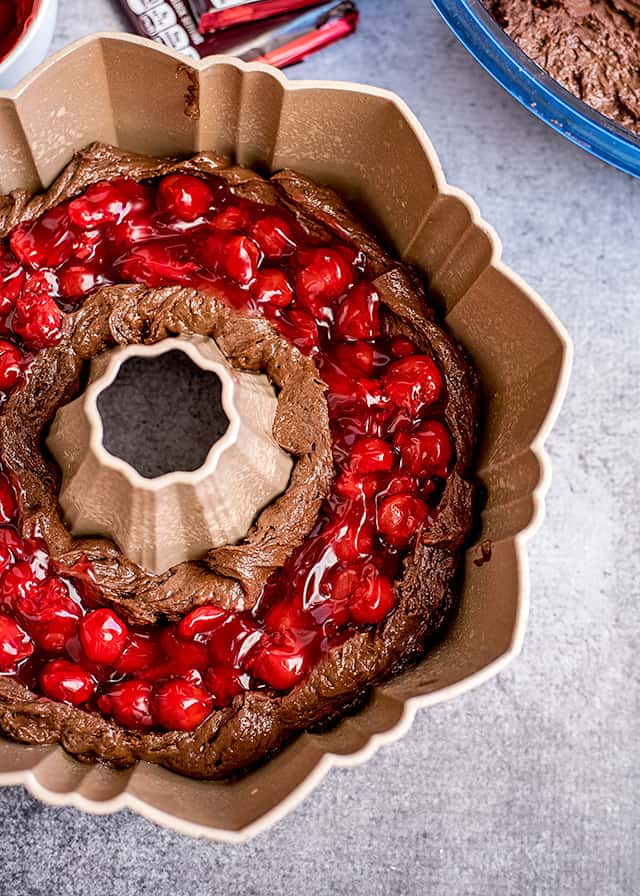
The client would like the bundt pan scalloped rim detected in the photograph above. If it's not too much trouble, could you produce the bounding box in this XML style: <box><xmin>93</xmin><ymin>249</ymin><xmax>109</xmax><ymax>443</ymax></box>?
<box><xmin>0</xmin><ymin>34</ymin><xmax>572</xmax><ymax>842</ymax></box>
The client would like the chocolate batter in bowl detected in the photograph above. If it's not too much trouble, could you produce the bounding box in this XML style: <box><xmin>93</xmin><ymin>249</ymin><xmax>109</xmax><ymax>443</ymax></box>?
<box><xmin>432</xmin><ymin>0</ymin><xmax>640</xmax><ymax>176</ymax></box>
<box><xmin>486</xmin><ymin>0</ymin><xmax>640</xmax><ymax>132</ymax></box>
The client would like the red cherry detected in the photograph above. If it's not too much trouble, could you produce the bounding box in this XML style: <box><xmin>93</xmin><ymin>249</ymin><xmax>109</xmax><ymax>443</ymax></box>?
<box><xmin>28</xmin><ymin>543</ymin><xmax>50</xmax><ymax>575</ymax></box>
<box><xmin>0</xmin><ymin>544</ymin><xmax>12</xmax><ymax>578</ymax></box>
<box><xmin>334</xmin><ymin>282</ymin><xmax>381</xmax><ymax>340</ymax></box>
<box><xmin>0</xmin><ymin>527</ymin><xmax>29</xmax><ymax>562</ymax></box>
<box><xmin>98</xmin><ymin>681</ymin><xmax>155</xmax><ymax>729</ymax></box>
<box><xmin>9</xmin><ymin>206</ymin><xmax>76</xmax><ymax>269</ymax></box>
<box><xmin>390</xmin><ymin>335</ymin><xmax>418</xmax><ymax>358</ymax></box>
<box><xmin>208</xmin><ymin>614</ymin><xmax>263</xmax><ymax>670</ymax></box>
<box><xmin>334</xmin><ymin>244</ymin><xmax>367</xmax><ymax>272</ymax></box>
<box><xmin>0</xmin><ymin>282</ymin><xmax>20</xmax><ymax>335</ymax></box>
<box><xmin>110</xmin><ymin>213</ymin><xmax>156</xmax><ymax>247</ymax></box>
<box><xmin>332</xmin><ymin>408</ymin><xmax>391</xmax><ymax>456</ymax></box>
<box><xmin>386</xmin><ymin>405</ymin><xmax>420</xmax><ymax>438</ymax></box>
<box><xmin>317</xmin><ymin>356</ymin><xmax>355</xmax><ymax>403</ymax></box>
<box><xmin>197</xmin><ymin>232</ymin><xmax>261</xmax><ymax>285</ymax></box>
<box><xmin>63</xmin><ymin>557</ymin><xmax>101</xmax><ymax>602</ymax></box>
<box><xmin>382</xmin><ymin>355</ymin><xmax>443</xmax><ymax>415</ymax></box>
<box><xmin>2</xmin><ymin>269</ymin><xmax>25</xmax><ymax>293</ymax></box>
<box><xmin>324</xmin><ymin>566</ymin><xmax>368</xmax><ymax>628</ymax></box>
<box><xmin>204</xmin><ymin>666</ymin><xmax>245</xmax><ymax>708</ymax></box>
<box><xmin>331</xmin><ymin>565</ymin><xmax>360</xmax><ymax>603</ymax></box>
<box><xmin>377</xmin><ymin>493</ymin><xmax>429</xmax><ymax>548</ymax></box>
<box><xmin>296</xmin><ymin>248</ymin><xmax>354</xmax><ymax>308</ymax></box>
<box><xmin>263</xmin><ymin>597</ymin><xmax>308</xmax><ymax>633</ymax></box>
<box><xmin>40</xmin><ymin>659</ymin><xmax>94</xmax><ymax>705</ymax></box>
<box><xmin>0</xmin><ymin>291</ymin><xmax>15</xmax><ymax>330</ymax></box>
<box><xmin>140</xmin><ymin>629</ymin><xmax>209</xmax><ymax>682</ymax></box>
<box><xmin>117</xmin><ymin>242</ymin><xmax>199</xmax><ymax>287</ymax></box>
<box><xmin>276</xmin><ymin>308</ymin><xmax>320</xmax><ymax>355</ymax></box>
<box><xmin>223</xmin><ymin>234</ymin><xmax>261</xmax><ymax>285</ymax></box>
<box><xmin>153</xmin><ymin>679</ymin><xmax>213</xmax><ymax>731</ymax></box>
<box><xmin>332</xmin><ymin>340</ymin><xmax>376</xmax><ymax>376</ymax></box>
<box><xmin>350</xmin><ymin>436</ymin><xmax>395</xmax><ymax>475</ymax></box>
<box><xmin>348</xmin><ymin>564</ymin><xmax>395</xmax><ymax>625</ymax></box>
<box><xmin>58</xmin><ymin>264</ymin><xmax>109</xmax><ymax>300</ymax></box>
<box><xmin>79</xmin><ymin>608</ymin><xmax>129</xmax><ymax>665</ymax></box>
<box><xmin>177</xmin><ymin>604</ymin><xmax>229</xmax><ymax>641</ymax></box>
<box><xmin>68</xmin><ymin>182</ymin><xmax>119</xmax><ymax>228</ymax></box>
<box><xmin>0</xmin><ymin>251</ymin><xmax>23</xmax><ymax>289</ymax></box>
<box><xmin>252</xmin><ymin>269</ymin><xmax>293</xmax><ymax>307</ymax></box>
<box><xmin>384</xmin><ymin>473</ymin><xmax>419</xmax><ymax>496</ymax></box>
<box><xmin>251</xmin><ymin>215</ymin><xmax>295</xmax><ymax>259</ymax></box>
<box><xmin>72</xmin><ymin>228</ymin><xmax>105</xmax><ymax>263</ymax></box>
<box><xmin>158</xmin><ymin>173</ymin><xmax>214</xmax><ymax>222</ymax></box>
<box><xmin>334</xmin><ymin>469</ymin><xmax>380</xmax><ymax>500</ymax></box>
<box><xmin>159</xmin><ymin>628</ymin><xmax>210</xmax><ymax>668</ymax></box>
<box><xmin>12</xmin><ymin>292</ymin><xmax>63</xmax><ymax>350</ymax></box>
<box><xmin>68</xmin><ymin>179</ymin><xmax>148</xmax><ymax>229</ymax></box>
<box><xmin>0</xmin><ymin>474</ymin><xmax>17</xmax><ymax>524</ymax></box>
<box><xmin>210</xmin><ymin>205</ymin><xmax>250</xmax><ymax>231</ymax></box>
<box><xmin>0</xmin><ymin>559</ymin><xmax>42</xmax><ymax>611</ymax></box>
<box><xmin>252</xmin><ymin>631</ymin><xmax>312</xmax><ymax>691</ymax></box>
<box><xmin>23</xmin><ymin>269</ymin><xmax>58</xmax><ymax>296</ymax></box>
<box><xmin>0</xmin><ymin>613</ymin><xmax>33</xmax><ymax>669</ymax></box>
<box><xmin>420</xmin><ymin>478</ymin><xmax>438</xmax><ymax>497</ymax></box>
<box><xmin>196</xmin><ymin>232</ymin><xmax>224</xmax><ymax>269</ymax></box>
<box><xmin>113</xmin><ymin>633</ymin><xmax>160</xmax><ymax>675</ymax></box>
<box><xmin>394</xmin><ymin>421</ymin><xmax>453</xmax><ymax>477</ymax></box>
<box><xmin>333</xmin><ymin>515</ymin><xmax>375</xmax><ymax>562</ymax></box>
<box><xmin>15</xmin><ymin>577</ymin><xmax>82</xmax><ymax>654</ymax></box>
<box><xmin>319</xmin><ymin>357</ymin><xmax>386</xmax><ymax>418</ymax></box>
<box><xmin>0</xmin><ymin>340</ymin><xmax>23</xmax><ymax>392</ymax></box>
<box><xmin>309</xmin><ymin>594</ymin><xmax>350</xmax><ymax>630</ymax></box>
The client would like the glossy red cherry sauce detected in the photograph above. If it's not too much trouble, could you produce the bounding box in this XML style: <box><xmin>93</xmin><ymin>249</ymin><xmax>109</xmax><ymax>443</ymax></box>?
<box><xmin>0</xmin><ymin>172</ymin><xmax>453</xmax><ymax>732</ymax></box>
<box><xmin>0</xmin><ymin>1</ymin><xmax>39</xmax><ymax>63</ymax></box>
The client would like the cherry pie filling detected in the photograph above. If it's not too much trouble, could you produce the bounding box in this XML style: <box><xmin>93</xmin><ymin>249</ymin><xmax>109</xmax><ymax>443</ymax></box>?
<box><xmin>0</xmin><ymin>172</ymin><xmax>454</xmax><ymax>733</ymax></box>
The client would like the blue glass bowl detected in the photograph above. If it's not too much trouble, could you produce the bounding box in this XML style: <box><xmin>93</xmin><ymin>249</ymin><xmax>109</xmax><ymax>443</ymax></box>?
<box><xmin>431</xmin><ymin>0</ymin><xmax>640</xmax><ymax>177</ymax></box>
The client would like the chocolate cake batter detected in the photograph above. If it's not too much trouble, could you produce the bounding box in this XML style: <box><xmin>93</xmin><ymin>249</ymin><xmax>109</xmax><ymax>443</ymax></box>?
<box><xmin>0</xmin><ymin>145</ymin><xmax>479</xmax><ymax>779</ymax></box>
<box><xmin>485</xmin><ymin>0</ymin><xmax>640</xmax><ymax>135</ymax></box>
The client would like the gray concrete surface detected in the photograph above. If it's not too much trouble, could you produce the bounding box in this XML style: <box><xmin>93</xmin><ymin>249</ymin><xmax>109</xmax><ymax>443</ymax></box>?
<box><xmin>0</xmin><ymin>2</ymin><xmax>638</xmax><ymax>894</ymax></box>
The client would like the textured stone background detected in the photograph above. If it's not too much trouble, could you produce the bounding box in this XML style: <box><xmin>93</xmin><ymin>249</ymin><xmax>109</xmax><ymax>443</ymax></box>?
<box><xmin>0</xmin><ymin>1</ymin><xmax>638</xmax><ymax>894</ymax></box>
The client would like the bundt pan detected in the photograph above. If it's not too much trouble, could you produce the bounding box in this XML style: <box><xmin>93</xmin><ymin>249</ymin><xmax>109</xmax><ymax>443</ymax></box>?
<box><xmin>0</xmin><ymin>35</ymin><xmax>572</xmax><ymax>841</ymax></box>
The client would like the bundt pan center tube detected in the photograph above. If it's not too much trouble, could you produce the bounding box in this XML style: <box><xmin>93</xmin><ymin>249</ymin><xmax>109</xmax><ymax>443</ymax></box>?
<box><xmin>46</xmin><ymin>335</ymin><xmax>294</xmax><ymax>576</ymax></box>
<box><xmin>0</xmin><ymin>35</ymin><xmax>571</xmax><ymax>841</ymax></box>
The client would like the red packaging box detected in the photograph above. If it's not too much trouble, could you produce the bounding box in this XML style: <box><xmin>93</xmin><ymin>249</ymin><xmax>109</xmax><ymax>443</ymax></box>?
<box><xmin>189</xmin><ymin>0</ymin><xmax>324</xmax><ymax>33</ymax></box>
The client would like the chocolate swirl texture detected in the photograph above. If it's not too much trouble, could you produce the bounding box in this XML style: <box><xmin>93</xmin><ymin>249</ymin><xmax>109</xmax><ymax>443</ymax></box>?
<box><xmin>484</xmin><ymin>0</ymin><xmax>640</xmax><ymax>135</ymax></box>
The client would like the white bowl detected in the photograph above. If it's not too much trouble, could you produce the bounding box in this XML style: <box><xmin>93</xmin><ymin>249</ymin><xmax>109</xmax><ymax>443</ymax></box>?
<box><xmin>0</xmin><ymin>0</ymin><xmax>58</xmax><ymax>89</ymax></box>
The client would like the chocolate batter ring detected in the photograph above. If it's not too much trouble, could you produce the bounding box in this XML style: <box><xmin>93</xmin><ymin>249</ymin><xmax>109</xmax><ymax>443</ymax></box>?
<box><xmin>0</xmin><ymin>145</ymin><xmax>480</xmax><ymax>778</ymax></box>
